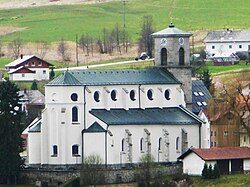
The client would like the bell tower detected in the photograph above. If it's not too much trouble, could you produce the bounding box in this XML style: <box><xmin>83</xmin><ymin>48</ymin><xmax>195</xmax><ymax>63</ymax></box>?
<box><xmin>152</xmin><ymin>23</ymin><xmax>193</xmax><ymax>108</ymax></box>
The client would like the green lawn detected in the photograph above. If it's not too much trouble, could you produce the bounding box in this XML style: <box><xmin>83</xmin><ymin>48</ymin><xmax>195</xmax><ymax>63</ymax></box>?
<box><xmin>0</xmin><ymin>0</ymin><xmax>249</xmax><ymax>42</ymax></box>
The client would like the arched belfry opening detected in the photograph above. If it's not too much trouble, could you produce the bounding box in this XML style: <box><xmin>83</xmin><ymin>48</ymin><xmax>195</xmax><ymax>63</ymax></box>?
<box><xmin>179</xmin><ymin>47</ymin><xmax>185</xmax><ymax>65</ymax></box>
<box><xmin>161</xmin><ymin>48</ymin><xmax>167</xmax><ymax>65</ymax></box>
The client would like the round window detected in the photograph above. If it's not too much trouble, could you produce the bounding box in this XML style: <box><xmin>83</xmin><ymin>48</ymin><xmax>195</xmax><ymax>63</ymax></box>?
<box><xmin>147</xmin><ymin>89</ymin><xmax>153</xmax><ymax>100</ymax></box>
<box><xmin>130</xmin><ymin>90</ymin><xmax>136</xmax><ymax>101</ymax></box>
<box><xmin>111</xmin><ymin>90</ymin><xmax>117</xmax><ymax>101</ymax></box>
<box><xmin>71</xmin><ymin>93</ymin><xmax>78</xmax><ymax>101</ymax></box>
<box><xmin>94</xmin><ymin>91</ymin><xmax>100</xmax><ymax>102</ymax></box>
<box><xmin>164</xmin><ymin>89</ymin><xmax>171</xmax><ymax>100</ymax></box>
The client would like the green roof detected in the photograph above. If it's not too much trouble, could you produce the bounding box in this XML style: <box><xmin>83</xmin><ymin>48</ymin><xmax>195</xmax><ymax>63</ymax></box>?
<box><xmin>90</xmin><ymin>107</ymin><xmax>202</xmax><ymax>125</ymax></box>
<box><xmin>47</xmin><ymin>67</ymin><xmax>180</xmax><ymax>86</ymax></box>
<box><xmin>83</xmin><ymin>122</ymin><xmax>106</xmax><ymax>133</ymax></box>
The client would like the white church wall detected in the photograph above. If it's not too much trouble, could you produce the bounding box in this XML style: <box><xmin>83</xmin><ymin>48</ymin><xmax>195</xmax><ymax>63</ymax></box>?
<box><xmin>28</xmin><ymin>132</ymin><xmax>41</xmax><ymax>164</ymax></box>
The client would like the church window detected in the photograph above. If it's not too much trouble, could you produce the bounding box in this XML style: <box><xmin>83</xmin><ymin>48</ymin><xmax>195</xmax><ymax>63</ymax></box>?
<box><xmin>72</xmin><ymin>144</ymin><xmax>79</xmax><ymax>156</ymax></box>
<box><xmin>71</xmin><ymin>93</ymin><xmax>78</xmax><ymax>101</ymax></box>
<box><xmin>161</xmin><ymin>48</ymin><xmax>167</xmax><ymax>65</ymax></box>
<box><xmin>72</xmin><ymin>106</ymin><xmax>78</xmax><ymax>122</ymax></box>
<box><xmin>229</xmin><ymin>45</ymin><xmax>232</xmax><ymax>49</ymax></box>
<box><xmin>179</xmin><ymin>47</ymin><xmax>184</xmax><ymax>65</ymax></box>
<box><xmin>176</xmin><ymin>137</ymin><xmax>180</xmax><ymax>152</ymax></box>
<box><xmin>94</xmin><ymin>91</ymin><xmax>100</xmax><ymax>102</ymax></box>
<box><xmin>111</xmin><ymin>90</ymin><xmax>117</xmax><ymax>101</ymax></box>
<box><xmin>181</xmin><ymin>129</ymin><xmax>188</xmax><ymax>153</ymax></box>
<box><xmin>52</xmin><ymin>145</ymin><xmax>58</xmax><ymax>156</ymax></box>
<box><xmin>140</xmin><ymin>138</ymin><xmax>145</xmax><ymax>152</ymax></box>
<box><xmin>121</xmin><ymin>138</ymin><xmax>125</xmax><ymax>152</ymax></box>
<box><xmin>212</xmin><ymin>46</ymin><xmax>215</xmax><ymax>49</ymax></box>
<box><xmin>129</xmin><ymin>90</ymin><xmax>136</xmax><ymax>101</ymax></box>
<box><xmin>147</xmin><ymin>89</ymin><xmax>154</xmax><ymax>100</ymax></box>
<box><xmin>239</xmin><ymin>45</ymin><xmax>242</xmax><ymax>49</ymax></box>
<box><xmin>164</xmin><ymin>89</ymin><xmax>171</xmax><ymax>100</ymax></box>
<box><xmin>158</xmin><ymin>138</ymin><xmax>162</xmax><ymax>151</ymax></box>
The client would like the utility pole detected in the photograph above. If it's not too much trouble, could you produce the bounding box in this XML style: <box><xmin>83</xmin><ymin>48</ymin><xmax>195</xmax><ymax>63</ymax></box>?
<box><xmin>76</xmin><ymin>34</ymin><xmax>79</xmax><ymax>67</ymax></box>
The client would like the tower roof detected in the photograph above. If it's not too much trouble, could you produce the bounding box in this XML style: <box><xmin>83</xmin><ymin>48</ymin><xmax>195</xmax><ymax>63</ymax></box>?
<box><xmin>152</xmin><ymin>23</ymin><xmax>192</xmax><ymax>38</ymax></box>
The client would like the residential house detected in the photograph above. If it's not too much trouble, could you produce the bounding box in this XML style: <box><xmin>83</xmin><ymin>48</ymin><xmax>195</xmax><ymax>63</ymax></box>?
<box><xmin>5</xmin><ymin>55</ymin><xmax>53</xmax><ymax>81</ymax></box>
<box><xmin>27</xmin><ymin>23</ymin><xmax>210</xmax><ymax>168</ymax></box>
<box><xmin>178</xmin><ymin>147</ymin><xmax>250</xmax><ymax>175</ymax></box>
<box><xmin>204</xmin><ymin>29</ymin><xmax>250</xmax><ymax>64</ymax></box>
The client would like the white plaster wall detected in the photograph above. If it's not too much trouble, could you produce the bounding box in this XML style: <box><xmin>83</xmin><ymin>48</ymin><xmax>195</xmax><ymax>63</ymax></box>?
<box><xmin>28</xmin><ymin>132</ymin><xmax>41</xmax><ymax>164</ymax></box>
<box><xmin>30</xmin><ymin>68</ymin><xmax>50</xmax><ymax>80</ymax></box>
<box><xmin>205</xmin><ymin>41</ymin><xmax>250</xmax><ymax>57</ymax></box>
<box><xmin>244</xmin><ymin>159</ymin><xmax>250</xmax><ymax>171</ymax></box>
<box><xmin>182</xmin><ymin>153</ymin><xmax>205</xmax><ymax>175</ymax></box>
<box><xmin>11</xmin><ymin>73</ymin><xmax>35</xmax><ymax>81</ymax></box>
<box><xmin>199</xmin><ymin>111</ymin><xmax>210</xmax><ymax>148</ymax></box>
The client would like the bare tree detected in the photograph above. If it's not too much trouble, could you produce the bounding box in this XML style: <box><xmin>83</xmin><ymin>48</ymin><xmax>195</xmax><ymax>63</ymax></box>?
<box><xmin>138</xmin><ymin>15</ymin><xmax>155</xmax><ymax>58</ymax></box>
<box><xmin>35</xmin><ymin>40</ymin><xmax>49</xmax><ymax>59</ymax></box>
<box><xmin>8</xmin><ymin>37</ymin><xmax>24</xmax><ymax>59</ymax></box>
<box><xmin>79</xmin><ymin>34</ymin><xmax>94</xmax><ymax>56</ymax></box>
<box><xmin>57</xmin><ymin>38</ymin><xmax>69</xmax><ymax>61</ymax></box>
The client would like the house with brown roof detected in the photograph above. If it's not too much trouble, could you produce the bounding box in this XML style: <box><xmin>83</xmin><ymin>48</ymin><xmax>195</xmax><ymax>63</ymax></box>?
<box><xmin>5</xmin><ymin>55</ymin><xmax>53</xmax><ymax>81</ymax></box>
<box><xmin>178</xmin><ymin>147</ymin><xmax>250</xmax><ymax>175</ymax></box>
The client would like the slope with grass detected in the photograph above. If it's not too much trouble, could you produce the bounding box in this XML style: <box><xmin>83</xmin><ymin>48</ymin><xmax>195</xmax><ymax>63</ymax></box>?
<box><xmin>0</xmin><ymin>0</ymin><xmax>249</xmax><ymax>42</ymax></box>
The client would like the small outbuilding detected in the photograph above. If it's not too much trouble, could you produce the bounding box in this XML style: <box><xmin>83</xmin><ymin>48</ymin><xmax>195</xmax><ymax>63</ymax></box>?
<box><xmin>178</xmin><ymin>147</ymin><xmax>250</xmax><ymax>175</ymax></box>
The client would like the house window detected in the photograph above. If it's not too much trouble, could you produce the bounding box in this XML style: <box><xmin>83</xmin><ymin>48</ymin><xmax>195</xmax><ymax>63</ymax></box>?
<box><xmin>72</xmin><ymin>106</ymin><xmax>78</xmax><ymax>123</ymax></box>
<box><xmin>72</xmin><ymin>145</ymin><xmax>79</xmax><ymax>156</ymax></box>
<box><xmin>179</xmin><ymin>47</ymin><xmax>184</xmax><ymax>65</ymax></box>
<box><xmin>31</xmin><ymin>62</ymin><xmax>35</xmax><ymax>66</ymax></box>
<box><xmin>71</xmin><ymin>93</ymin><xmax>78</xmax><ymax>102</ymax></box>
<box><xmin>129</xmin><ymin>90</ymin><xmax>136</xmax><ymax>101</ymax></box>
<box><xmin>211</xmin><ymin>142</ymin><xmax>213</xmax><ymax>147</ymax></box>
<box><xmin>43</xmin><ymin>70</ymin><xmax>46</xmax><ymax>74</ymax></box>
<box><xmin>121</xmin><ymin>138</ymin><xmax>125</xmax><ymax>152</ymax></box>
<box><xmin>25</xmin><ymin>62</ymin><xmax>28</xmax><ymax>66</ymax></box>
<box><xmin>52</xmin><ymin>145</ymin><xmax>58</xmax><ymax>156</ymax></box>
<box><xmin>111</xmin><ymin>90</ymin><xmax>117</xmax><ymax>101</ymax></box>
<box><xmin>147</xmin><ymin>89</ymin><xmax>154</xmax><ymax>100</ymax></box>
<box><xmin>94</xmin><ymin>91</ymin><xmax>100</xmax><ymax>102</ymax></box>
<box><xmin>211</xmin><ymin>131</ymin><xmax>213</xmax><ymax>136</ymax></box>
<box><xmin>229</xmin><ymin>45</ymin><xmax>232</xmax><ymax>49</ymax></box>
<box><xmin>239</xmin><ymin>45</ymin><xmax>242</xmax><ymax>49</ymax></box>
<box><xmin>224</xmin><ymin>131</ymin><xmax>228</xmax><ymax>136</ymax></box>
<box><xmin>164</xmin><ymin>89</ymin><xmax>170</xmax><ymax>100</ymax></box>
<box><xmin>212</xmin><ymin>46</ymin><xmax>215</xmax><ymax>49</ymax></box>
<box><xmin>244</xmin><ymin>136</ymin><xmax>246</xmax><ymax>142</ymax></box>
<box><xmin>214</xmin><ymin>142</ymin><xmax>216</xmax><ymax>147</ymax></box>
<box><xmin>214</xmin><ymin>131</ymin><xmax>216</xmax><ymax>136</ymax></box>
<box><xmin>38</xmin><ymin>62</ymin><xmax>42</xmax><ymax>66</ymax></box>
<box><xmin>22</xmin><ymin>74</ymin><xmax>25</xmax><ymax>77</ymax></box>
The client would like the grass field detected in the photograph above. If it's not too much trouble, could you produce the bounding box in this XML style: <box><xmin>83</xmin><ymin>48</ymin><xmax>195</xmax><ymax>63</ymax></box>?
<box><xmin>0</xmin><ymin>0</ymin><xmax>249</xmax><ymax>42</ymax></box>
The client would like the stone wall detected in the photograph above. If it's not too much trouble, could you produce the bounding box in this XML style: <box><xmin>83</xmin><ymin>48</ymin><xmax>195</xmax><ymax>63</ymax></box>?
<box><xmin>21</xmin><ymin>162</ymin><xmax>182</xmax><ymax>186</ymax></box>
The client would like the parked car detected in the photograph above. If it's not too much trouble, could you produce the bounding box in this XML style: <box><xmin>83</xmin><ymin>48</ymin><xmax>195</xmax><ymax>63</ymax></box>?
<box><xmin>135</xmin><ymin>52</ymin><xmax>150</xmax><ymax>61</ymax></box>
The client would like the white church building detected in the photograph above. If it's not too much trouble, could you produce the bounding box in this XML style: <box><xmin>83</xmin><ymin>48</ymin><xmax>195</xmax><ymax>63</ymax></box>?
<box><xmin>27</xmin><ymin>23</ymin><xmax>210</xmax><ymax>167</ymax></box>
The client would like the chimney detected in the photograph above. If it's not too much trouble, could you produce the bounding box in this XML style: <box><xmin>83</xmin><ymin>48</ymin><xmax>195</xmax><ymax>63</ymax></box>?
<box><xmin>20</xmin><ymin>54</ymin><xmax>23</xmax><ymax>59</ymax></box>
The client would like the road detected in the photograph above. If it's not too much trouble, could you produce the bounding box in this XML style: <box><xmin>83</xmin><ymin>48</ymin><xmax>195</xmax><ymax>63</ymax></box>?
<box><xmin>54</xmin><ymin>59</ymin><xmax>154</xmax><ymax>72</ymax></box>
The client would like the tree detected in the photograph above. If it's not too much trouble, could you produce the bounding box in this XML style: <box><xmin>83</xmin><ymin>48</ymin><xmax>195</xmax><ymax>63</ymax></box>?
<box><xmin>31</xmin><ymin>80</ymin><xmax>38</xmax><ymax>90</ymax></box>
<box><xmin>138</xmin><ymin>15</ymin><xmax>155</xmax><ymax>58</ymax></box>
<box><xmin>81</xmin><ymin>154</ymin><xmax>105</xmax><ymax>187</ymax></box>
<box><xmin>35</xmin><ymin>40</ymin><xmax>49</xmax><ymax>59</ymax></box>
<box><xmin>8</xmin><ymin>38</ymin><xmax>24</xmax><ymax>59</ymax></box>
<box><xmin>202</xmin><ymin>163</ymin><xmax>209</xmax><ymax>179</ymax></box>
<box><xmin>0</xmin><ymin>80</ymin><xmax>24</xmax><ymax>184</ymax></box>
<box><xmin>57</xmin><ymin>38</ymin><xmax>69</xmax><ymax>61</ymax></box>
<box><xmin>49</xmin><ymin>67</ymin><xmax>55</xmax><ymax>80</ymax></box>
<box><xmin>198</xmin><ymin>69</ymin><xmax>213</xmax><ymax>91</ymax></box>
<box><xmin>213</xmin><ymin>164</ymin><xmax>220</xmax><ymax>178</ymax></box>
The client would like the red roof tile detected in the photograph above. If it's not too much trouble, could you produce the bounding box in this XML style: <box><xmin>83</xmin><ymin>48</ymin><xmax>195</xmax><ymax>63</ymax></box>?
<box><xmin>192</xmin><ymin>147</ymin><xmax>250</xmax><ymax>160</ymax></box>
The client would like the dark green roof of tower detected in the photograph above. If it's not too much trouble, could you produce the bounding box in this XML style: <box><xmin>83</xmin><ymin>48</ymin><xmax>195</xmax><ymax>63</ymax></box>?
<box><xmin>83</xmin><ymin>122</ymin><xmax>106</xmax><ymax>133</ymax></box>
<box><xmin>152</xmin><ymin>23</ymin><xmax>192</xmax><ymax>38</ymax></box>
<box><xmin>47</xmin><ymin>68</ymin><xmax>181</xmax><ymax>86</ymax></box>
<box><xmin>90</xmin><ymin>106</ymin><xmax>202</xmax><ymax>125</ymax></box>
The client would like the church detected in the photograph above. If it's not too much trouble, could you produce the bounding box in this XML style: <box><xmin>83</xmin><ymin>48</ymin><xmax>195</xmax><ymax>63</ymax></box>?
<box><xmin>27</xmin><ymin>23</ymin><xmax>210</xmax><ymax>167</ymax></box>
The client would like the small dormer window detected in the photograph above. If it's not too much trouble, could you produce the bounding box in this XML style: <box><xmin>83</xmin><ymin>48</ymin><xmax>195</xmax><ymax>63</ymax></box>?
<box><xmin>164</xmin><ymin>89</ymin><xmax>171</xmax><ymax>100</ymax></box>
<box><xmin>31</xmin><ymin>62</ymin><xmax>35</xmax><ymax>66</ymax></box>
<box><xmin>38</xmin><ymin>62</ymin><xmax>42</xmax><ymax>66</ymax></box>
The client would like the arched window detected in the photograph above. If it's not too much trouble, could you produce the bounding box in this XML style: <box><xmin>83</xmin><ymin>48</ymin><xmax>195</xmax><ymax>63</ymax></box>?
<box><xmin>147</xmin><ymin>89</ymin><xmax>154</xmax><ymax>101</ymax></box>
<box><xmin>130</xmin><ymin>90</ymin><xmax>136</xmax><ymax>101</ymax></box>
<box><xmin>72</xmin><ymin>144</ymin><xmax>79</xmax><ymax>156</ymax></box>
<box><xmin>111</xmin><ymin>90</ymin><xmax>117</xmax><ymax>101</ymax></box>
<box><xmin>94</xmin><ymin>91</ymin><xmax>100</xmax><ymax>102</ymax></box>
<box><xmin>161</xmin><ymin>48</ymin><xmax>167</xmax><ymax>65</ymax></box>
<box><xmin>52</xmin><ymin>145</ymin><xmax>58</xmax><ymax>156</ymax></box>
<box><xmin>71</xmin><ymin>93</ymin><xmax>78</xmax><ymax>101</ymax></box>
<box><xmin>121</xmin><ymin>138</ymin><xmax>125</xmax><ymax>152</ymax></box>
<box><xmin>72</xmin><ymin>106</ymin><xmax>78</xmax><ymax>122</ymax></box>
<box><xmin>176</xmin><ymin>137</ymin><xmax>180</xmax><ymax>152</ymax></box>
<box><xmin>140</xmin><ymin>138</ymin><xmax>144</xmax><ymax>152</ymax></box>
<box><xmin>158</xmin><ymin>138</ymin><xmax>162</xmax><ymax>151</ymax></box>
<box><xmin>164</xmin><ymin>89</ymin><xmax>171</xmax><ymax>100</ymax></box>
<box><xmin>179</xmin><ymin>47</ymin><xmax>184</xmax><ymax>65</ymax></box>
